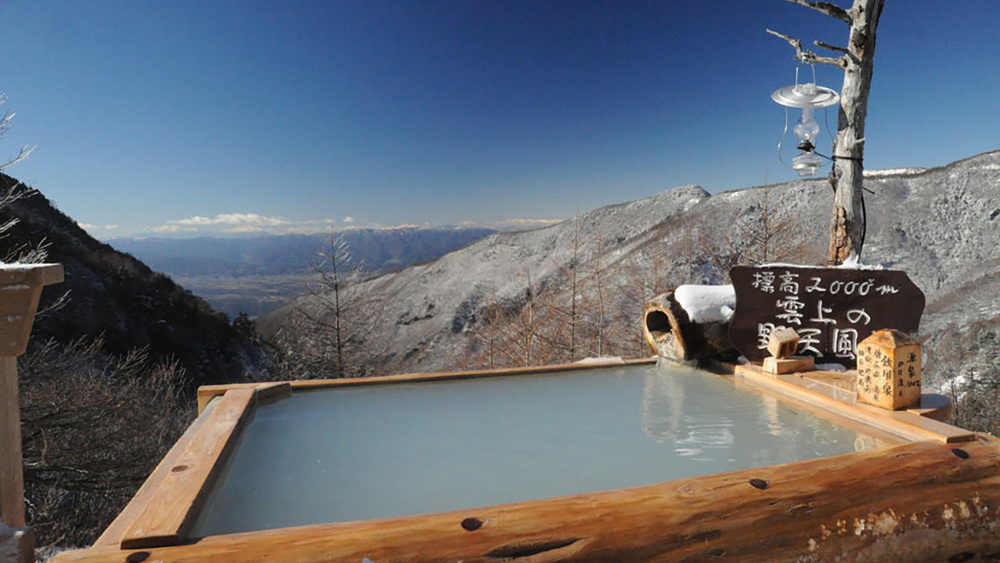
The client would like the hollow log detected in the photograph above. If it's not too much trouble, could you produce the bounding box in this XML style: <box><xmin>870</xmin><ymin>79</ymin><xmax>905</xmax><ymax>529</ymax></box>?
<box><xmin>642</xmin><ymin>290</ymin><xmax>732</xmax><ymax>361</ymax></box>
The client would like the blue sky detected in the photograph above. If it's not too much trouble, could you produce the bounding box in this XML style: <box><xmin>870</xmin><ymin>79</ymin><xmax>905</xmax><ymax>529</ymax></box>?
<box><xmin>1</xmin><ymin>1</ymin><xmax>997</xmax><ymax>238</ymax></box>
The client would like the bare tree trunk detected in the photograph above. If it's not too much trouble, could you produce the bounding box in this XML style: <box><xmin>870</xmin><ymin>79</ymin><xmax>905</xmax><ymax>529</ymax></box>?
<box><xmin>330</xmin><ymin>244</ymin><xmax>345</xmax><ymax>375</ymax></box>
<box><xmin>828</xmin><ymin>0</ymin><xmax>884</xmax><ymax>264</ymax></box>
<box><xmin>770</xmin><ymin>0</ymin><xmax>885</xmax><ymax>265</ymax></box>
<box><xmin>569</xmin><ymin>216</ymin><xmax>578</xmax><ymax>361</ymax></box>
<box><xmin>592</xmin><ymin>261</ymin><xmax>606</xmax><ymax>357</ymax></box>
<box><xmin>279</xmin><ymin>234</ymin><xmax>381</xmax><ymax>379</ymax></box>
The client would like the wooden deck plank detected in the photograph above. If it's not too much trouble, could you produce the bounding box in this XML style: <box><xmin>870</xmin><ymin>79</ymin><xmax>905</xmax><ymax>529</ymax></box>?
<box><xmin>288</xmin><ymin>357</ymin><xmax>646</xmax><ymax>389</ymax></box>
<box><xmin>868</xmin><ymin>408</ymin><xmax>976</xmax><ymax>443</ymax></box>
<box><xmin>909</xmin><ymin>393</ymin><xmax>954</xmax><ymax>422</ymax></box>
<box><xmin>197</xmin><ymin>358</ymin><xmax>654</xmax><ymax>404</ymax></box>
<box><xmin>94</xmin><ymin>397</ymin><xmax>221</xmax><ymax>546</ymax></box>
<box><xmin>120</xmin><ymin>388</ymin><xmax>256</xmax><ymax>549</ymax></box>
<box><xmin>197</xmin><ymin>382</ymin><xmax>291</xmax><ymax>414</ymax></box>
<box><xmin>735</xmin><ymin>365</ymin><xmax>972</xmax><ymax>443</ymax></box>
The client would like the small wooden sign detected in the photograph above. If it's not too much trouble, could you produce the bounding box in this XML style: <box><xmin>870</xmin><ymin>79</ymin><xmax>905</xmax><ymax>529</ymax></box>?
<box><xmin>767</xmin><ymin>327</ymin><xmax>800</xmax><ymax>359</ymax></box>
<box><xmin>728</xmin><ymin>266</ymin><xmax>924</xmax><ymax>367</ymax></box>
<box><xmin>856</xmin><ymin>330</ymin><xmax>922</xmax><ymax>410</ymax></box>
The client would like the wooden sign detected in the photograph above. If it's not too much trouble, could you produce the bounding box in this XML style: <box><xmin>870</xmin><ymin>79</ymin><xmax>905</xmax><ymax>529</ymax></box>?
<box><xmin>728</xmin><ymin>266</ymin><xmax>924</xmax><ymax>367</ymax></box>
<box><xmin>856</xmin><ymin>330</ymin><xmax>922</xmax><ymax>410</ymax></box>
<box><xmin>767</xmin><ymin>327</ymin><xmax>800</xmax><ymax>359</ymax></box>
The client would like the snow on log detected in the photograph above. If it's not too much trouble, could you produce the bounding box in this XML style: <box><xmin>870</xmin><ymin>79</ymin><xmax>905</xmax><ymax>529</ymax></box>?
<box><xmin>642</xmin><ymin>286</ymin><xmax>735</xmax><ymax>362</ymax></box>
<box><xmin>673</xmin><ymin>284</ymin><xmax>735</xmax><ymax>323</ymax></box>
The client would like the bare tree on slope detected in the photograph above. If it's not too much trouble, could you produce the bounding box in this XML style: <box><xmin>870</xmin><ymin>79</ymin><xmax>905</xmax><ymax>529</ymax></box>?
<box><xmin>276</xmin><ymin>235</ymin><xmax>382</xmax><ymax>378</ymax></box>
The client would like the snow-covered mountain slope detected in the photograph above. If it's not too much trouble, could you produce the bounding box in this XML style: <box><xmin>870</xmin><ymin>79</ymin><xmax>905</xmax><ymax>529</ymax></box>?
<box><xmin>351</xmin><ymin>184</ymin><xmax>710</xmax><ymax>371</ymax></box>
<box><xmin>270</xmin><ymin>149</ymin><xmax>1000</xmax><ymax>387</ymax></box>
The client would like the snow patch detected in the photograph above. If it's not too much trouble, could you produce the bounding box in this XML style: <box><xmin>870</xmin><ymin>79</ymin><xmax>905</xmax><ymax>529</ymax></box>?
<box><xmin>674</xmin><ymin>284</ymin><xmax>736</xmax><ymax>323</ymax></box>
<box><xmin>575</xmin><ymin>356</ymin><xmax>625</xmax><ymax>365</ymax></box>
<box><xmin>759</xmin><ymin>261</ymin><xmax>885</xmax><ymax>270</ymax></box>
<box><xmin>863</xmin><ymin>167</ymin><xmax>927</xmax><ymax>177</ymax></box>
<box><xmin>840</xmin><ymin>254</ymin><xmax>860</xmax><ymax>268</ymax></box>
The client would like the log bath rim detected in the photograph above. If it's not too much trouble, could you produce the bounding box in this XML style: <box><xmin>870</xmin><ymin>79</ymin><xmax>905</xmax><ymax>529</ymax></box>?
<box><xmin>50</xmin><ymin>358</ymin><xmax>1000</xmax><ymax>563</ymax></box>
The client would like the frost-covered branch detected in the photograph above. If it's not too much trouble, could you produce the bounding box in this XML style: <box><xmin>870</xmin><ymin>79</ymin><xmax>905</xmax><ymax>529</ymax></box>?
<box><xmin>0</xmin><ymin>144</ymin><xmax>36</xmax><ymax>170</ymax></box>
<box><xmin>784</xmin><ymin>0</ymin><xmax>851</xmax><ymax>23</ymax></box>
<box><xmin>0</xmin><ymin>95</ymin><xmax>36</xmax><ymax>170</ymax></box>
<box><xmin>766</xmin><ymin>29</ymin><xmax>848</xmax><ymax>68</ymax></box>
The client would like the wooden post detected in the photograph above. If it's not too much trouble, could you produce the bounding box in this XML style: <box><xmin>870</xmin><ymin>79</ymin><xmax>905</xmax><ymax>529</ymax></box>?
<box><xmin>0</xmin><ymin>264</ymin><xmax>63</xmax><ymax>531</ymax></box>
<box><xmin>856</xmin><ymin>329</ymin><xmax>922</xmax><ymax>410</ymax></box>
<box><xmin>827</xmin><ymin>0</ymin><xmax>885</xmax><ymax>265</ymax></box>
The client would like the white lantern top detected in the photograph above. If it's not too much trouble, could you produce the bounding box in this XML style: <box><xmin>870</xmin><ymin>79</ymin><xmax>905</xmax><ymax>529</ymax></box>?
<box><xmin>771</xmin><ymin>82</ymin><xmax>839</xmax><ymax>109</ymax></box>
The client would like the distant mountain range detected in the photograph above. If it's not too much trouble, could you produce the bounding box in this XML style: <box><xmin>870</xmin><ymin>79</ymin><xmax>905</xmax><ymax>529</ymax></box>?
<box><xmin>110</xmin><ymin>227</ymin><xmax>495</xmax><ymax>316</ymax></box>
<box><xmin>110</xmin><ymin>228</ymin><xmax>496</xmax><ymax>277</ymax></box>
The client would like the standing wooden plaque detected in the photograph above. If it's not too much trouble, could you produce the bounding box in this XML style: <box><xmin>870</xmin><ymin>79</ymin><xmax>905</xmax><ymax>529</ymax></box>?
<box><xmin>728</xmin><ymin>266</ymin><xmax>924</xmax><ymax>367</ymax></box>
<box><xmin>856</xmin><ymin>329</ymin><xmax>922</xmax><ymax>410</ymax></box>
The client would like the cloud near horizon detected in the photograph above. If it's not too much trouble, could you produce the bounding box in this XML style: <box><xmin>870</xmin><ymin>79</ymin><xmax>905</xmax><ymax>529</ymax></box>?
<box><xmin>149</xmin><ymin>213</ymin><xmax>294</xmax><ymax>233</ymax></box>
<box><xmin>143</xmin><ymin>213</ymin><xmax>563</xmax><ymax>236</ymax></box>
<box><xmin>78</xmin><ymin>222</ymin><xmax>119</xmax><ymax>233</ymax></box>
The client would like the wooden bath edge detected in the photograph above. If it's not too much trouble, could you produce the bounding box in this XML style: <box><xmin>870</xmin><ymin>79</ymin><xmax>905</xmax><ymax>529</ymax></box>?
<box><xmin>59</xmin><ymin>357</ymin><xmax>999</xmax><ymax>562</ymax></box>
<box><xmin>54</xmin><ymin>436</ymin><xmax>1000</xmax><ymax>562</ymax></box>
<box><xmin>197</xmin><ymin>357</ymin><xmax>657</xmax><ymax>413</ymax></box>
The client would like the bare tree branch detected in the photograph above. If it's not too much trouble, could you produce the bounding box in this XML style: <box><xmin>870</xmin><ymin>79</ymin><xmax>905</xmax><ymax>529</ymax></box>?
<box><xmin>0</xmin><ymin>96</ymin><xmax>38</xmax><ymax>170</ymax></box>
<box><xmin>0</xmin><ymin>144</ymin><xmax>36</xmax><ymax>170</ymax></box>
<box><xmin>784</xmin><ymin>0</ymin><xmax>851</xmax><ymax>23</ymax></box>
<box><xmin>814</xmin><ymin>39</ymin><xmax>860</xmax><ymax>65</ymax></box>
<box><xmin>813</xmin><ymin>40</ymin><xmax>848</xmax><ymax>54</ymax></box>
<box><xmin>766</xmin><ymin>29</ymin><xmax>848</xmax><ymax>68</ymax></box>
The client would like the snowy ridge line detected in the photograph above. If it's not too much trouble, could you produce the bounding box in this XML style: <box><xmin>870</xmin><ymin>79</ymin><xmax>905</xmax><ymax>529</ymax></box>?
<box><xmin>758</xmin><ymin>261</ymin><xmax>886</xmax><ymax>270</ymax></box>
<box><xmin>863</xmin><ymin>167</ymin><xmax>927</xmax><ymax>177</ymax></box>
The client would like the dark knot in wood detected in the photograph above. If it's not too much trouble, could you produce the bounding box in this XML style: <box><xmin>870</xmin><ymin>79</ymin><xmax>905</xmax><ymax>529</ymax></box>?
<box><xmin>461</xmin><ymin>517</ymin><xmax>483</xmax><ymax>531</ymax></box>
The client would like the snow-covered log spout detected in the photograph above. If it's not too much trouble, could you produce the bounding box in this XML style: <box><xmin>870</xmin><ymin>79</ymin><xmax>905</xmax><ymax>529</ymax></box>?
<box><xmin>642</xmin><ymin>285</ymin><xmax>735</xmax><ymax>362</ymax></box>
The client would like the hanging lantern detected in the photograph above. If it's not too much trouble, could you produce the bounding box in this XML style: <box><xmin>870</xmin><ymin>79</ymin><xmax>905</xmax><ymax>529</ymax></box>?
<box><xmin>772</xmin><ymin>65</ymin><xmax>839</xmax><ymax>177</ymax></box>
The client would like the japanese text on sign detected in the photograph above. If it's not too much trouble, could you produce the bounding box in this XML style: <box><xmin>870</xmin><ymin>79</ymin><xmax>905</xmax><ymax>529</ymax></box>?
<box><xmin>729</xmin><ymin>266</ymin><xmax>925</xmax><ymax>367</ymax></box>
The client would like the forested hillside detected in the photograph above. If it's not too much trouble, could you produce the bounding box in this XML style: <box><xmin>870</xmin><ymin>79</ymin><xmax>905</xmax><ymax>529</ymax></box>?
<box><xmin>0</xmin><ymin>174</ymin><xmax>265</xmax><ymax>386</ymax></box>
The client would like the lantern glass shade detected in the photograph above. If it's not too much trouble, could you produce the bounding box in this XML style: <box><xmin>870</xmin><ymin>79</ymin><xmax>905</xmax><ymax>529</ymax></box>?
<box><xmin>792</xmin><ymin>151</ymin><xmax>822</xmax><ymax>177</ymax></box>
<box><xmin>772</xmin><ymin>74</ymin><xmax>839</xmax><ymax>177</ymax></box>
<box><xmin>793</xmin><ymin>107</ymin><xmax>820</xmax><ymax>144</ymax></box>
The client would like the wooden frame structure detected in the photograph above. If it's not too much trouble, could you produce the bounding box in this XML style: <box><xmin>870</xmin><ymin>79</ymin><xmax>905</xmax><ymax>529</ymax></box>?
<box><xmin>0</xmin><ymin>265</ymin><xmax>64</xmax><ymax>530</ymax></box>
<box><xmin>52</xmin><ymin>358</ymin><xmax>1000</xmax><ymax>563</ymax></box>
